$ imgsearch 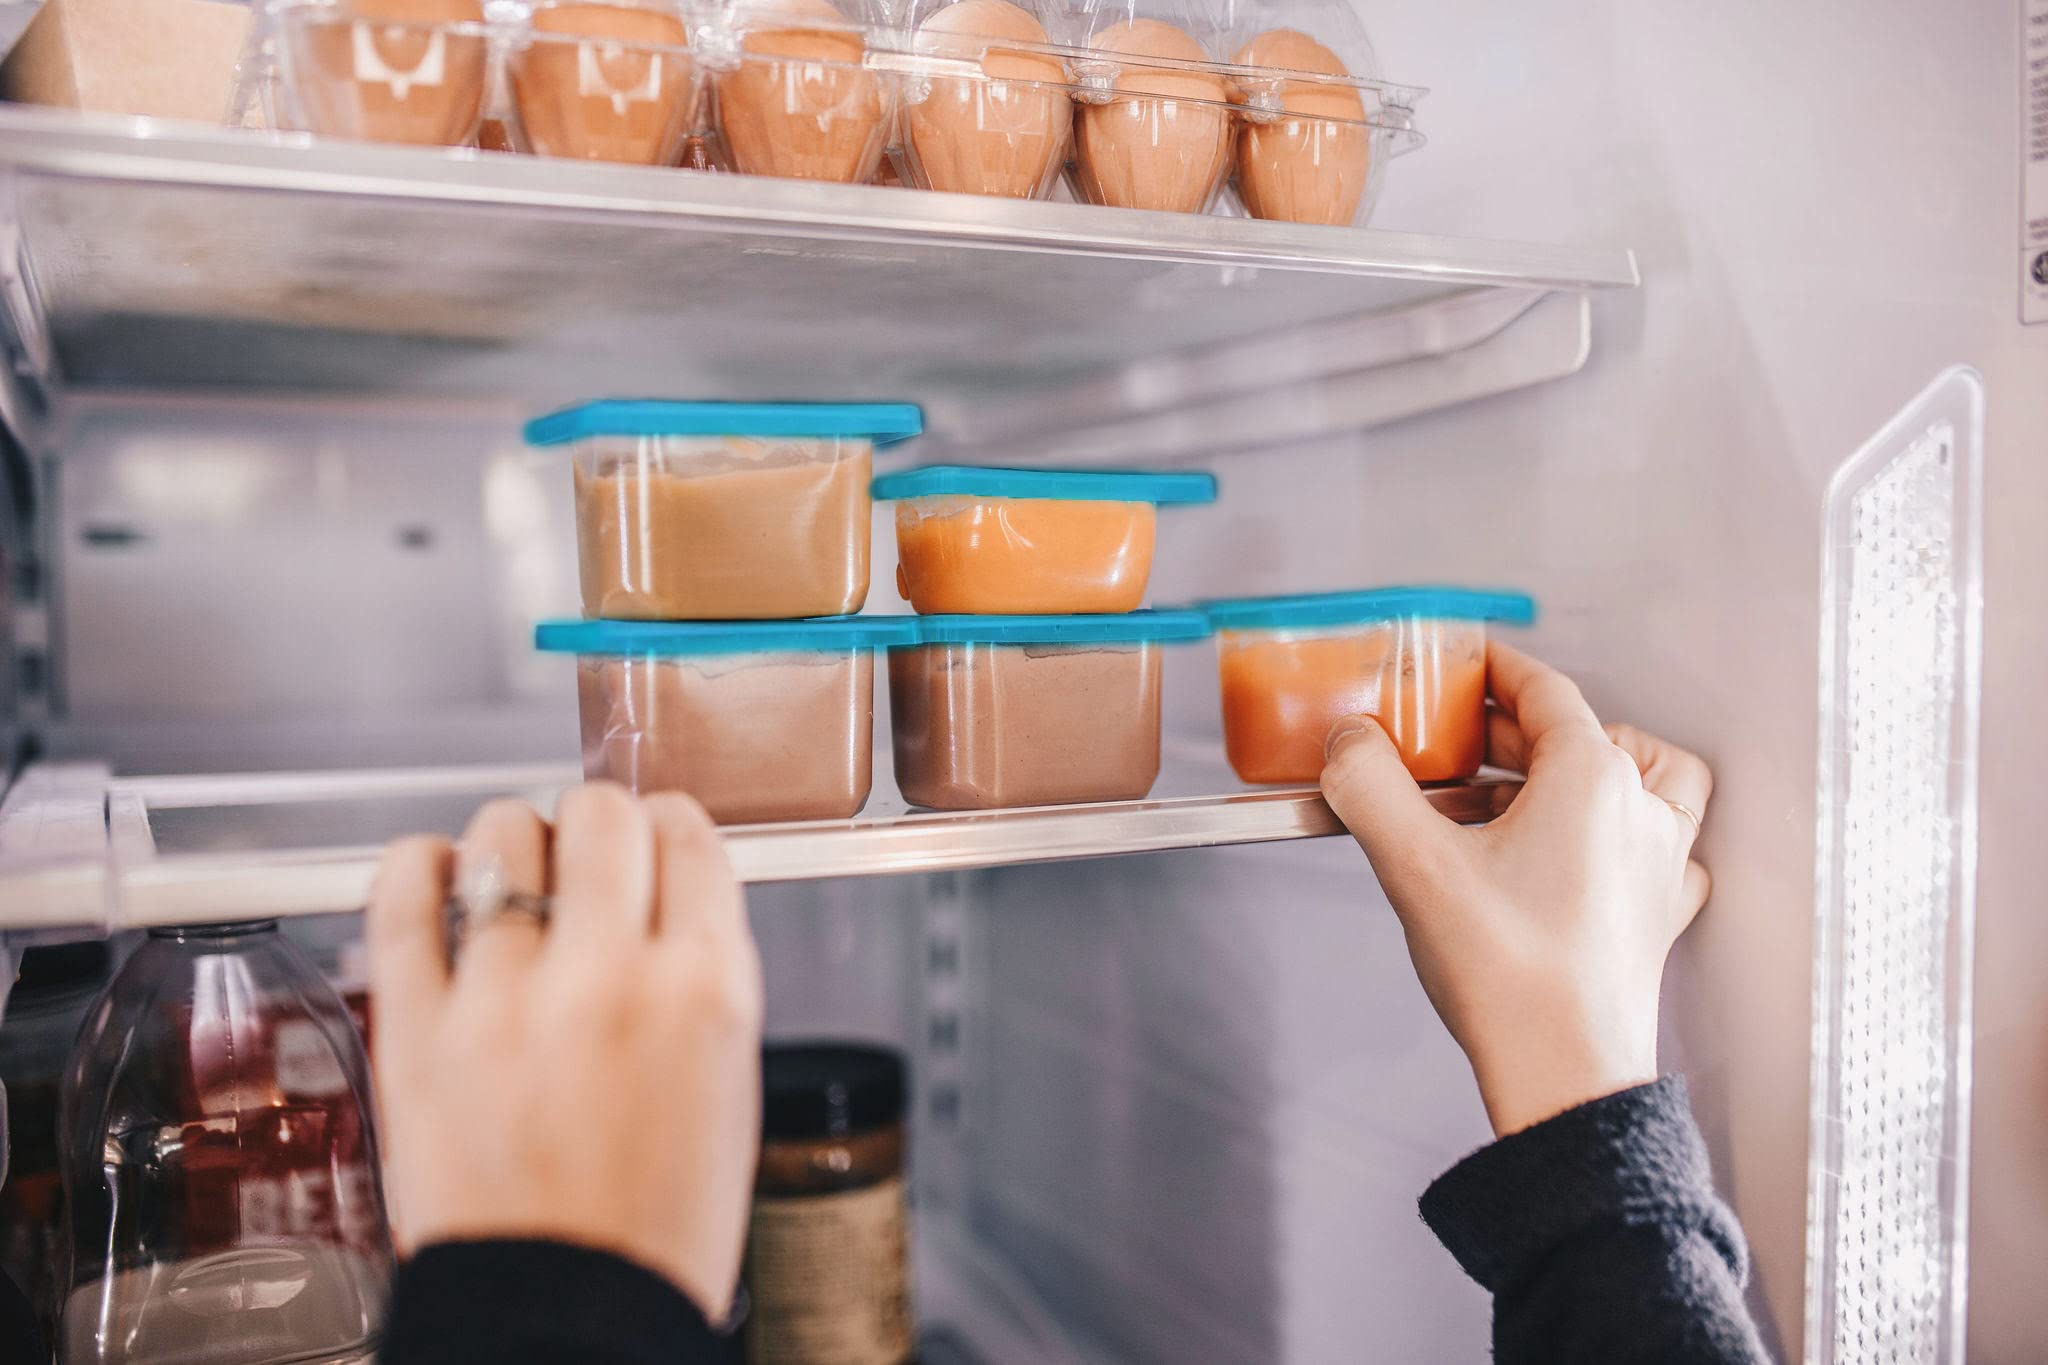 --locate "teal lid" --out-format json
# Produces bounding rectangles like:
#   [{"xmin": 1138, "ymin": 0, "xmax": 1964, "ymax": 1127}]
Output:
[
  {"xmin": 902, "ymin": 610, "xmax": 1212, "ymax": 647},
  {"xmin": 1200, "ymin": 587, "xmax": 1537, "ymax": 631},
  {"xmin": 535, "ymin": 616, "xmax": 920, "ymax": 655},
  {"xmin": 870, "ymin": 466, "xmax": 1217, "ymax": 505},
  {"xmin": 525, "ymin": 401, "xmax": 924, "ymax": 448}
]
